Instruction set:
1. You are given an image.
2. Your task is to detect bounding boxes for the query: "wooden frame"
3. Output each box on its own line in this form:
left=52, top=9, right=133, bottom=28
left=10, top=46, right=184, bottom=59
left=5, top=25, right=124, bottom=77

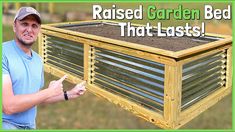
left=39, top=20, right=232, bottom=129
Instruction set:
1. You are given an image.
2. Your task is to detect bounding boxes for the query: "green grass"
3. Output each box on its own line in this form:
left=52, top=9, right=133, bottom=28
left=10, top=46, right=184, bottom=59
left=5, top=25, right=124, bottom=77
left=2, top=2, right=232, bottom=129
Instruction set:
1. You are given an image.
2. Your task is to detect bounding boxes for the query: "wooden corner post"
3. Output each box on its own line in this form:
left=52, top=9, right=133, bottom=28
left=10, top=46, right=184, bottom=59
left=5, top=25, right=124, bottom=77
left=164, top=62, right=182, bottom=129
left=38, top=32, right=43, bottom=57
left=83, top=44, right=90, bottom=82
left=226, top=46, right=232, bottom=90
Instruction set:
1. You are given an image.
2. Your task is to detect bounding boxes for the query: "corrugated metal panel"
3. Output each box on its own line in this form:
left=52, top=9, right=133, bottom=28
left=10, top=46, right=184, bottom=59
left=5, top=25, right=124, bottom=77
left=43, top=35, right=84, bottom=78
left=181, top=51, right=227, bottom=110
left=91, top=47, right=165, bottom=113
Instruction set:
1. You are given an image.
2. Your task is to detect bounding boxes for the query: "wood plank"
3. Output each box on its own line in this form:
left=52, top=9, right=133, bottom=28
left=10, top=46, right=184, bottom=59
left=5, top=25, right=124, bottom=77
left=41, top=29, right=88, bottom=44
left=164, top=64, right=182, bottom=129
left=38, top=32, right=43, bottom=57
left=44, top=20, right=102, bottom=26
left=226, top=47, right=232, bottom=89
left=83, top=44, right=90, bottom=81
left=178, top=45, right=231, bottom=65
left=175, top=39, right=232, bottom=58
left=179, top=86, right=231, bottom=128
left=205, top=32, right=231, bottom=39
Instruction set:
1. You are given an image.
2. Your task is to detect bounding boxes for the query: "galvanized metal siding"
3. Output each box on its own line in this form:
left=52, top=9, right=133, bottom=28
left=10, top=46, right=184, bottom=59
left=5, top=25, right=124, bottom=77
left=181, top=51, right=227, bottom=110
left=90, top=47, right=165, bottom=113
left=43, top=35, right=84, bottom=78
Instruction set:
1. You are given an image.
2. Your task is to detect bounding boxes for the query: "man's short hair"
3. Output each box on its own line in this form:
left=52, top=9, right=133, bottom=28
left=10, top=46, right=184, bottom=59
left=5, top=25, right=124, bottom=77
left=14, top=7, right=41, bottom=24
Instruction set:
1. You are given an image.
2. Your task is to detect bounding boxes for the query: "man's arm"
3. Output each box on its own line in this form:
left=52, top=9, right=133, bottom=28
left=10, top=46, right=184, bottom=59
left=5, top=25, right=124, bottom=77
left=2, top=74, right=65, bottom=115
left=41, top=81, right=86, bottom=104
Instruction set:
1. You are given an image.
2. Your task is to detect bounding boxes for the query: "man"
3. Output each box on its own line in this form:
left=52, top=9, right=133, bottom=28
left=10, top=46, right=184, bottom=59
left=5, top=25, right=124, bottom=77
left=2, top=7, right=86, bottom=130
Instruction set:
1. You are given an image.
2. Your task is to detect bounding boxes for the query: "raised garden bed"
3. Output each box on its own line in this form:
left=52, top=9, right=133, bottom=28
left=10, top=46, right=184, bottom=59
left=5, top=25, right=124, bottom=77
left=39, top=20, right=232, bottom=129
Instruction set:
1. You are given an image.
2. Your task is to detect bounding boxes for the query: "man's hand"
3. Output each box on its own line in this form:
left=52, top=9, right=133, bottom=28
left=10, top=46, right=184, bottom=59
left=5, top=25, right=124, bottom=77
left=67, top=81, right=87, bottom=100
left=47, top=75, right=67, bottom=97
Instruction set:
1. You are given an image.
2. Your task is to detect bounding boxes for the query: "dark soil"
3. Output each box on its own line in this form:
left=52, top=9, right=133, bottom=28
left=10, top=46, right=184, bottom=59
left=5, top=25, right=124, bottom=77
left=65, top=24, right=216, bottom=52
